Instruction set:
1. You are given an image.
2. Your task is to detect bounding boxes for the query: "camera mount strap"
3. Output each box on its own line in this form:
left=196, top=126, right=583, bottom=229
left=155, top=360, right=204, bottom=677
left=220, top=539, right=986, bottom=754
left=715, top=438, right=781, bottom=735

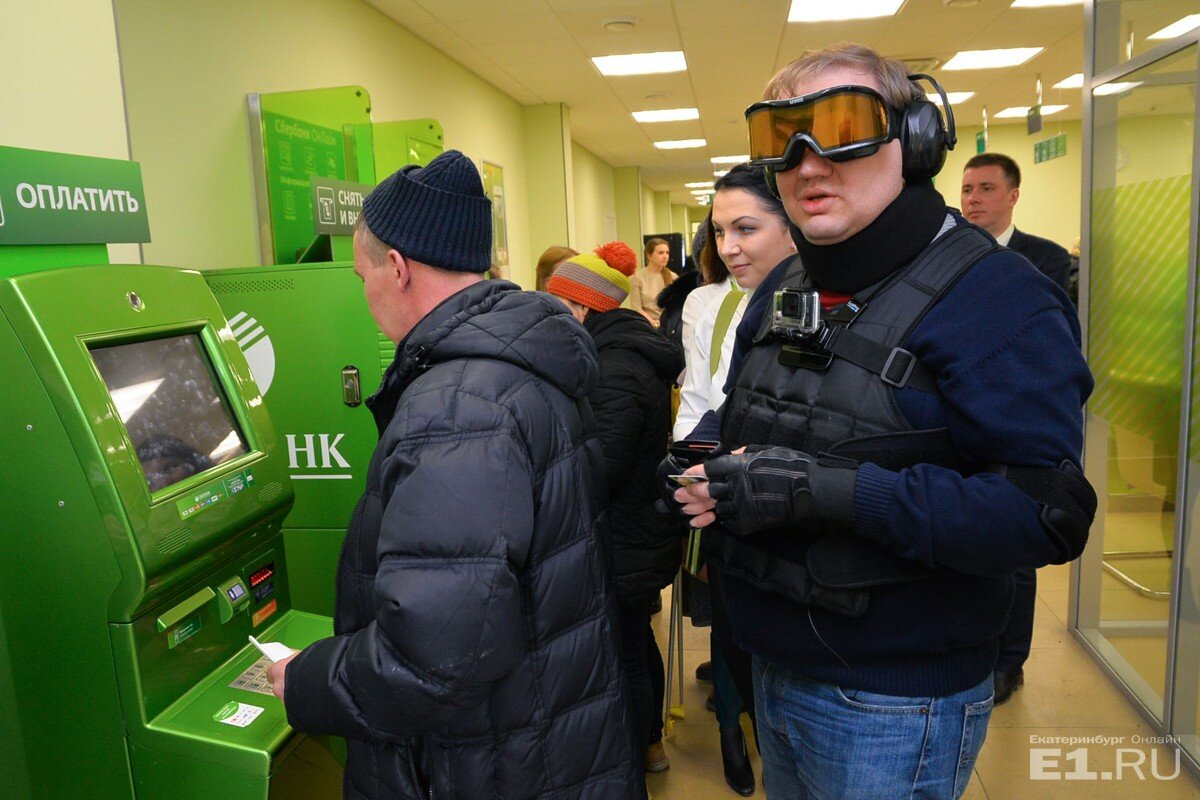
left=823, top=331, right=939, bottom=392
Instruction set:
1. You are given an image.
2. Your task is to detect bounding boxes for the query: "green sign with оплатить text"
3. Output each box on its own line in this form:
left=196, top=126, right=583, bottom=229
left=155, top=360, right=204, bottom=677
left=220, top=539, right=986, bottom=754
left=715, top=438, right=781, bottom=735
left=0, top=146, right=150, bottom=245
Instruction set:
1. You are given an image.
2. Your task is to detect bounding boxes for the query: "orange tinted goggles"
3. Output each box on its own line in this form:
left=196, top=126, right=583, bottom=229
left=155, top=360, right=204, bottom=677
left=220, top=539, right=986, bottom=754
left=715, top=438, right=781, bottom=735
left=745, top=86, right=895, bottom=170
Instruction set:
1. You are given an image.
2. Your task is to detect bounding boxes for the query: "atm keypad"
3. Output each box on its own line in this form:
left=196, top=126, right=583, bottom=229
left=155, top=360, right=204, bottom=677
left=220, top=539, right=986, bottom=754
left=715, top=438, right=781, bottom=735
left=229, top=655, right=275, bottom=696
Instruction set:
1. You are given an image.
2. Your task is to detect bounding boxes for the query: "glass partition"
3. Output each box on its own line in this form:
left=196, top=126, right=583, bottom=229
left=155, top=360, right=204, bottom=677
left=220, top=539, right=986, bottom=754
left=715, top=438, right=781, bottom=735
left=1095, top=0, right=1199, bottom=74
left=1080, top=44, right=1197, bottom=722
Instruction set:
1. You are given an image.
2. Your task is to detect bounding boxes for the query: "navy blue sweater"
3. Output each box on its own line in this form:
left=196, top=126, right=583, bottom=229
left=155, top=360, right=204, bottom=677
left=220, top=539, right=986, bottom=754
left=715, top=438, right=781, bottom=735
left=692, top=217, right=1092, bottom=696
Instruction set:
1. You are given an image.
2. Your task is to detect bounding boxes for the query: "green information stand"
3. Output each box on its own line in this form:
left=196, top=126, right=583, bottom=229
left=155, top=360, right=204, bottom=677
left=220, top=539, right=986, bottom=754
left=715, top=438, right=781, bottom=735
left=248, top=86, right=373, bottom=266
left=0, top=147, right=340, bottom=800
left=217, top=93, right=444, bottom=617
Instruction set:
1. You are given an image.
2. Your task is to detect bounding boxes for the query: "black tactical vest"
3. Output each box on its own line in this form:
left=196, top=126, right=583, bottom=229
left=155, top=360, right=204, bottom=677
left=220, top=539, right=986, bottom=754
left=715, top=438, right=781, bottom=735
left=709, top=221, right=999, bottom=617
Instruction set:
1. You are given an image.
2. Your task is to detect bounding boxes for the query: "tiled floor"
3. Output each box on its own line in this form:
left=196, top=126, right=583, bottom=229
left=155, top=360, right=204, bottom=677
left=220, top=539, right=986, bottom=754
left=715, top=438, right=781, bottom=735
left=645, top=563, right=1200, bottom=799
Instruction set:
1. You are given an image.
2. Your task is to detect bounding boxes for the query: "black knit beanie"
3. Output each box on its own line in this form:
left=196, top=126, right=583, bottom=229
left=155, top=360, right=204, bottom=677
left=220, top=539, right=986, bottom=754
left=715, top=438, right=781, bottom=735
left=361, top=150, right=492, bottom=272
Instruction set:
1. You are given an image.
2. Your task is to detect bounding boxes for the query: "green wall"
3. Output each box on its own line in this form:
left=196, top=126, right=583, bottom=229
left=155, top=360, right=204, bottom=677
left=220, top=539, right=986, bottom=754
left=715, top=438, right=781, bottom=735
left=614, top=166, right=644, bottom=258
left=1, top=0, right=138, bottom=264
left=524, top=103, right=573, bottom=283
left=640, top=184, right=658, bottom=239
left=570, top=142, right=617, bottom=251
left=941, top=120, right=1083, bottom=251
left=114, top=0, right=532, bottom=282
left=649, top=191, right=673, bottom=240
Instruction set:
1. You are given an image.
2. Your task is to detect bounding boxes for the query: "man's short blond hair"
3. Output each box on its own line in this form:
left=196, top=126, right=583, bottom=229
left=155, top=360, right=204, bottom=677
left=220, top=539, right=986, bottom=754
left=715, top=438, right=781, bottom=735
left=355, top=216, right=391, bottom=265
left=763, top=43, right=922, bottom=109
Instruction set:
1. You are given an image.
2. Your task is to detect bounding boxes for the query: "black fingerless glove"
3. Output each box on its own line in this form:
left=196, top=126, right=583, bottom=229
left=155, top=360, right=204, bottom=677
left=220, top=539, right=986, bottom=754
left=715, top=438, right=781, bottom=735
left=705, top=448, right=857, bottom=536
left=655, top=454, right=690, bottom=516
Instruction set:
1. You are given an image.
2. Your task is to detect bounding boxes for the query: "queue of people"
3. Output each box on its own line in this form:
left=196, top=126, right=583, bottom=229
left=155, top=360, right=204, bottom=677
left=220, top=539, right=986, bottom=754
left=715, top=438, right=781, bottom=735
left=266, top=41, right=1094, bottom=800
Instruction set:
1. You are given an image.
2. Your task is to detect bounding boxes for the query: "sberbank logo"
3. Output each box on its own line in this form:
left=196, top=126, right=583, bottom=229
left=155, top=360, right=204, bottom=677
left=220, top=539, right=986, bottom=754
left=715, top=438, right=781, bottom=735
left=228, top=310, right=276, bottom=395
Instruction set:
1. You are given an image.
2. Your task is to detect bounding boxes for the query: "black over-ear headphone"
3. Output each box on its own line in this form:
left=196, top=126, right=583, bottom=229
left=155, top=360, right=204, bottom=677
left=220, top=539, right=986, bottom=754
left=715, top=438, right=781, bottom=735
left=763, top=72, right=957, bottom=196
left=901, top=73, right=957, bottom=182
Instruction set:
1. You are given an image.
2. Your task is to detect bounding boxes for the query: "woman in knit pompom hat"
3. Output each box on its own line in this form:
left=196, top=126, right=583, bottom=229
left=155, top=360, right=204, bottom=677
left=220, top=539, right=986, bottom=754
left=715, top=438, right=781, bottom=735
left=546, top=252, right=684, bottom=779
left=595, top=240, right=640, bottom=277
left=546, top=253, right=630, bottom=314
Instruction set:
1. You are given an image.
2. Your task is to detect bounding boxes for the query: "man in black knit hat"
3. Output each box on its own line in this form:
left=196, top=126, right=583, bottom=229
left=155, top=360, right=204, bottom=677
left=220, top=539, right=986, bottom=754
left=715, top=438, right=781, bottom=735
left=268, top=150, right=640, bottom=800
left=667, top=46, right=1096, bottom=799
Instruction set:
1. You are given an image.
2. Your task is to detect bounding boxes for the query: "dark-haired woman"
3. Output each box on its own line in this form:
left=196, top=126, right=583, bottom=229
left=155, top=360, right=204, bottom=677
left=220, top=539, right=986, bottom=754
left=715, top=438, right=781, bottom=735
left=676, top=163, right=797, bottom=797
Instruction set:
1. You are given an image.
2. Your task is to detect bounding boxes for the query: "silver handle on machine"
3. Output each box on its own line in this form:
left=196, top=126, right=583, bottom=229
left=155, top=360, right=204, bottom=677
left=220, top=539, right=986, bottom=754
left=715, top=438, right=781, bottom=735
left=342, top=365, right=362, bottom=407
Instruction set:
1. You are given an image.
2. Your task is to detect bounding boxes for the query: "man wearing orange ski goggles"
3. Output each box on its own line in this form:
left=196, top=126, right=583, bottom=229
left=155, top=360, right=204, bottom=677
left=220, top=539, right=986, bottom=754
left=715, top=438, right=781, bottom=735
left=745, top=84, right=900, bottom=171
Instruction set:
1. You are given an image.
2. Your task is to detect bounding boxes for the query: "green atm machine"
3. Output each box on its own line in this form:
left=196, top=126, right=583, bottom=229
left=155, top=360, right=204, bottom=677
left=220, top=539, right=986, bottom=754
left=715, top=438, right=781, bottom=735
left=0, top=147, right=341, bottom=799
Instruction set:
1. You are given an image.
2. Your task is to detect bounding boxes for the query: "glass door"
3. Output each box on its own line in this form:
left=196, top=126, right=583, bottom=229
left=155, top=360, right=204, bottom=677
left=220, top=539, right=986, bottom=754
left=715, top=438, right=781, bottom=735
left=1078, top=43, right=1197, bottom=723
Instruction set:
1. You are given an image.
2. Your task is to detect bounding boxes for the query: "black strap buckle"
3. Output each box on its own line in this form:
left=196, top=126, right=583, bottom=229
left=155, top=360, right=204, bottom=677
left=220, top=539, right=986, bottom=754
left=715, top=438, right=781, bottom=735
left=881, top=348, right=917, bottom=388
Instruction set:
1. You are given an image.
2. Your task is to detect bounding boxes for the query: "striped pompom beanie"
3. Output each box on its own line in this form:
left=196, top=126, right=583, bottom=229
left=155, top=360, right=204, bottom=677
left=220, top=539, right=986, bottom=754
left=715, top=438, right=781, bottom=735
left=546, top=253, right=630, bottom=312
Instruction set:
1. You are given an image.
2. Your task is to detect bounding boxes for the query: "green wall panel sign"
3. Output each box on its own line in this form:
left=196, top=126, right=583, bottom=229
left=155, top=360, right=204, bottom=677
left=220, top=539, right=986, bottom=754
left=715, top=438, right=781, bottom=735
left=312, top=178, right=372, bottom=235
left=975, top=130, right=987, bottom=154
left=1034, top=134, right=1067, bottom=164
left=0, top=146, right=150, bottom=245
left=262, top=113, right=347, bottom=263
left=249, top=86, right=371, bottom=265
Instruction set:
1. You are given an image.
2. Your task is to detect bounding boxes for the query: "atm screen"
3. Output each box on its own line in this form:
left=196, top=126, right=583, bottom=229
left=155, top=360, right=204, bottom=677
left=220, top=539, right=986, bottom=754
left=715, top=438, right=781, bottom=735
left=90, top=334, right=249, bottom=492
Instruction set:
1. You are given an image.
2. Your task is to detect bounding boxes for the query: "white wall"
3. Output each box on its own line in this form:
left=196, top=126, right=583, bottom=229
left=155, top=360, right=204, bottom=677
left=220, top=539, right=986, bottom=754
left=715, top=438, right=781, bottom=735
left=0, top=0, right=138, bottom=263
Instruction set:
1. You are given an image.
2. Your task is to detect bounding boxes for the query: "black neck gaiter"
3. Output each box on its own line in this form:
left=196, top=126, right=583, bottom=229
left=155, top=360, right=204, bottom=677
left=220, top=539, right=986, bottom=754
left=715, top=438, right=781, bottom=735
left=793, top=180, right=947, bottom=295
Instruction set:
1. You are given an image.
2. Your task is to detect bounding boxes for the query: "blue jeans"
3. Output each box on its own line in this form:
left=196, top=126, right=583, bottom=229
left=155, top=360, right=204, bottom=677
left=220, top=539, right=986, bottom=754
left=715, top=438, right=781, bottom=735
left=752, top=657, right=993, bottom=799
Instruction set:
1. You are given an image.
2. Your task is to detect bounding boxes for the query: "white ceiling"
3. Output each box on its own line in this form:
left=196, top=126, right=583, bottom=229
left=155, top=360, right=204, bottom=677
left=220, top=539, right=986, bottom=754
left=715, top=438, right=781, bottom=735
left=366, top=0, right=1197, bottom=204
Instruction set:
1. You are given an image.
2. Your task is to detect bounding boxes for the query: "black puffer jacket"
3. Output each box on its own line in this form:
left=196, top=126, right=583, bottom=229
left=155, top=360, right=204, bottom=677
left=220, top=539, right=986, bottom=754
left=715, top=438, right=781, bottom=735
left=284, top=281, right=639, bottom=800
left=656, top=269, right=703, bottom=353
left=584, top=309, right=685, bottom=607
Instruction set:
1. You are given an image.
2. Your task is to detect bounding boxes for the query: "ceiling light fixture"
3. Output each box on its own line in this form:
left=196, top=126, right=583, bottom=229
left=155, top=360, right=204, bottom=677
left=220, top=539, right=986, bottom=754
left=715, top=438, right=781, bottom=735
left=993, top=104, right=1068, bottom=118
left=632, top=108, right=700, bottom=123
left=1010, top=0, right=1081, bottom=7
left=654, top=139, right=707, bottom=149
left=1053, top=74, right=1142, bottom=94
left=942, top=47, right=1044, bottom=70
left=710, top=155, right=749, bottom=164
left=685, top=181, right=715, bottom=188
left=1148, top=14, right=1200, bottom=40
left=1095, top=81, right=1143, bottom=95
left=713, top=170, right=730, bottom=177
left=788, top=0, right=904, bottom=22
left=691, top=189, right=715, bottom=196
left=592, top=51, right=686, bottom=76
left=926, top=91, right=976, bottom=105
left=900, top=57, right=943, bottom=73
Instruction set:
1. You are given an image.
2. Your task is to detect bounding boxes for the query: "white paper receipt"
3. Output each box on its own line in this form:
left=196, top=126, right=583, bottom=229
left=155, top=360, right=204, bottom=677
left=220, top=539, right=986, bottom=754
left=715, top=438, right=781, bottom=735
left=248, top=635, right=295, bottom=663
left=214, top=701, right=264, bottom=728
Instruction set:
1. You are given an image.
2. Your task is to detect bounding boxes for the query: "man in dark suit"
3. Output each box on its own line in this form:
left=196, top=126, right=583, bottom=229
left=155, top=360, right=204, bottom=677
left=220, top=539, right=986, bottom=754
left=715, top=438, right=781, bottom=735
left=962, top=152, right=1072, bottom=291
left=960, top=151, right=1075, bottom=706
